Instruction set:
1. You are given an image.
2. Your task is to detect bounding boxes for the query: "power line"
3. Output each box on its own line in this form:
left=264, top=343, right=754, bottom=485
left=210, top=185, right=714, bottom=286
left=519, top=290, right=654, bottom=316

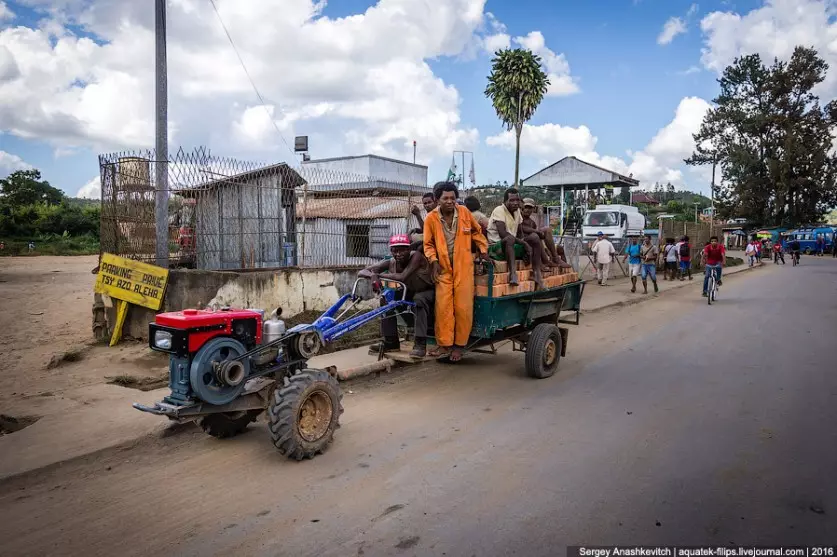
left=207, top=0, right=296, bottom=159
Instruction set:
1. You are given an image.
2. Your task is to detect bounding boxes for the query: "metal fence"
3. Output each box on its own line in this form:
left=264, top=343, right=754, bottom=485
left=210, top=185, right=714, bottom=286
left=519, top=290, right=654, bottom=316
left=98, top=147, right=432, bottom=270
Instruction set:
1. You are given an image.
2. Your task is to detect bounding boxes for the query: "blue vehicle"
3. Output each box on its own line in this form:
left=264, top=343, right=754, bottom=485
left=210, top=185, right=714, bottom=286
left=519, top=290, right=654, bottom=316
left=781, top=226, right=835, bottom=254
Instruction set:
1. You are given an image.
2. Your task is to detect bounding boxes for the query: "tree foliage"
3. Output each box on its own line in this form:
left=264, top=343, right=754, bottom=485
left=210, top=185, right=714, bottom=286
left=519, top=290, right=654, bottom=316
left=0, top=169, right=100, bottom=240
left=686, top=46, right=837, bottom=226
left=484, top=48, right=550, bottom=187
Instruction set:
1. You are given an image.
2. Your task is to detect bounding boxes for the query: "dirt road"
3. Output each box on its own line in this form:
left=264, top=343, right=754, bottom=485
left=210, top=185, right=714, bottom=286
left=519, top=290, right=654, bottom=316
left=0, top=255, right=167, bottom=420
left=1, top=260, right=835, bottom=555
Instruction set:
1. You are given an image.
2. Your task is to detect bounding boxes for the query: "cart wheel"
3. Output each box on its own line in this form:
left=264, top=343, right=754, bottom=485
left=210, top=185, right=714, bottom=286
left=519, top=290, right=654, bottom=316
left=267, top=369, right=343, bottom=460
left=525, top=324, right=563, bottom=379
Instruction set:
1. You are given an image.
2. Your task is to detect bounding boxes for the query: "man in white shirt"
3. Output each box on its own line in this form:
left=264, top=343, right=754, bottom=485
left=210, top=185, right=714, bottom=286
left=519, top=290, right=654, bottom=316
left=486, top=188, right=545, bottom=287
left=590, top=231, right=616, bottom=286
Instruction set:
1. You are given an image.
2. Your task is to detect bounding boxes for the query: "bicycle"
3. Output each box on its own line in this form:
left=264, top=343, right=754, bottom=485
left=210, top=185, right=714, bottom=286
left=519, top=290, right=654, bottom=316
left=706, top=266, right=720, bottom=305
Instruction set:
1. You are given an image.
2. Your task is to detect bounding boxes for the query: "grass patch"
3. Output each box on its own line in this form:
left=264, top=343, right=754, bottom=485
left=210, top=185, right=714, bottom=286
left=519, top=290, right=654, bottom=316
left=0, top=235, right=99, bottom=257
left=0, top=414, right=41, bottom=436
left=106, top=374, right=169, bottom=391
left=47, top=346, right=90, bottom=369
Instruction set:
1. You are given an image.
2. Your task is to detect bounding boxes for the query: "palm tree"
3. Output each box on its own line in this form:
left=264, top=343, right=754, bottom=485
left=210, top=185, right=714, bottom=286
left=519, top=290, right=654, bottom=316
left=484, top=48, right=550, bottom=186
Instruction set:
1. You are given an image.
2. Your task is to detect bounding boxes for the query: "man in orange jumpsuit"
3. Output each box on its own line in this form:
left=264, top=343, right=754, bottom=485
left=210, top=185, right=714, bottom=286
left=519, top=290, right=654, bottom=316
left=423, top=181, right=490, bottom=362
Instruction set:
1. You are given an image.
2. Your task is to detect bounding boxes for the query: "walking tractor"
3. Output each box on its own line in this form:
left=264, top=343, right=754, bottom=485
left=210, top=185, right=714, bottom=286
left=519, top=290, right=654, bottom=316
left=134, top=262, right=586, bottom=461
left=134, top=279, right=413, bottom=460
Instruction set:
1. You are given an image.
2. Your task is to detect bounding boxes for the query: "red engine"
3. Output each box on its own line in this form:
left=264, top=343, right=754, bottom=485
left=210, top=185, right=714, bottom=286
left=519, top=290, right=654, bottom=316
left=151, top=307, right=264, bottom=355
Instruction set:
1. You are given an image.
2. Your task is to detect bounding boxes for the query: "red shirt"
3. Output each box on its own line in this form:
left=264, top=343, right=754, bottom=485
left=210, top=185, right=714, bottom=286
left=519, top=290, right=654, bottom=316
left=704, top=244, right=726, bottom=265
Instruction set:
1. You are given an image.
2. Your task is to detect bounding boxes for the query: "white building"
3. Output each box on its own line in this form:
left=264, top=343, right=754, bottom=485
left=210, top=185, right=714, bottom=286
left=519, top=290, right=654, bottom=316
left=295, top=154, right=431, bottom=267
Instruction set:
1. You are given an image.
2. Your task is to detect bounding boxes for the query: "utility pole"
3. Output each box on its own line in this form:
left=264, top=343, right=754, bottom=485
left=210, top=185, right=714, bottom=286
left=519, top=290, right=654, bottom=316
left=709, top=156, right=716, bottom=237
left=154, top=0, right=169, bottom=268
left=453, top=150, right=474, bottom=190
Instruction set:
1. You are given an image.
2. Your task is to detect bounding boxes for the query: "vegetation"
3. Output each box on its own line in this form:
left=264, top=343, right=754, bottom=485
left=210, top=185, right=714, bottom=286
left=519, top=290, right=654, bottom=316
left=0, top=169, right=100, bottom=256
left=686, top=46, right=837, bottom=227
left=484, top=48, right=550, bottom=187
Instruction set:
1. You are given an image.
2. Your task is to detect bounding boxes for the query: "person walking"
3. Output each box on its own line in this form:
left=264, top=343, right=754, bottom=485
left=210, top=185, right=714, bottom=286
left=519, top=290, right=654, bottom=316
left=623, top=236, right=642, bottom=293
left=662, top=238, right=679, bottom=281
left=639, top=234, right=659, bottom=294
left=676, top=235, right=692, bottom=280
left=745, top=241, right=757, bottom=267
left=590, top=232, right=616, bottom=286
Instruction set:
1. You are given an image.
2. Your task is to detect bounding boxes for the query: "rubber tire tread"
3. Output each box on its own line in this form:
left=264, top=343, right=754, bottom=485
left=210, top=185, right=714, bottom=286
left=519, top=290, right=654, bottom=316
left=200, top=410, right=262, bottom=439
left=525, top=323, right=563, bottom=379
left=267, top=369, right=344, bottom=461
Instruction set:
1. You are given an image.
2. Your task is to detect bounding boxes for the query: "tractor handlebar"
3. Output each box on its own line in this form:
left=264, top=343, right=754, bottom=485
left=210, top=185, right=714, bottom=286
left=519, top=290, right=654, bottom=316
left=352, top=277, right=409, bottom=301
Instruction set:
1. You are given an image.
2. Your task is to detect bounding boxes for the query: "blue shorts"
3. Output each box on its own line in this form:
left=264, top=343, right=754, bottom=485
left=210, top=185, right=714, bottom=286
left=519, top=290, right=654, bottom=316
left=641, top=263, right=656, bottom=280
left=679, top=260, right=690, bottom=270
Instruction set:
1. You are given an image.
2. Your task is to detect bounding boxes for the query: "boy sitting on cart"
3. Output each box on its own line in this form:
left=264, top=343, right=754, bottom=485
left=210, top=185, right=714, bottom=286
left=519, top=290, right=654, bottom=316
left=485, top=188, right=547, bottom=288
left=358, top=234, right=435, bottom=358
left=520, top=197, right=571, bottom=269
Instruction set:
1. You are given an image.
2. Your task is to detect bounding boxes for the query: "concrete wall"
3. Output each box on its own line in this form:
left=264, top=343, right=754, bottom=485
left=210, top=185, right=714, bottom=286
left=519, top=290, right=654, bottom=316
left=105, top=266, right=376, bottom=342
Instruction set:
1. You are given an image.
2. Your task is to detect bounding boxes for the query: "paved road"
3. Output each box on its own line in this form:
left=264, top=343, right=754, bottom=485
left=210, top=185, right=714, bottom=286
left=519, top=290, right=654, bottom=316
left=1, top=259, right=836, bottom=556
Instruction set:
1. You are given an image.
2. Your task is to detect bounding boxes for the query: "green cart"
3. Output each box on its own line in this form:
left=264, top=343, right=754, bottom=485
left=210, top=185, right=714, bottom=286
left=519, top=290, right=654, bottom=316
left=382, top=265, right=586, bottom=379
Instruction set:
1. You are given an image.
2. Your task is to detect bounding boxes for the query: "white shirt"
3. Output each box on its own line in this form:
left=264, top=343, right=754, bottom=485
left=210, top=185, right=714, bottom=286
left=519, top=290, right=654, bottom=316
left=664, top=243, right=679, bottom=262
left=486, top=204, right=523, bottom=244
left=591, top=238, right=615, bottom=264
left=745, top=244, right=756, bottom=255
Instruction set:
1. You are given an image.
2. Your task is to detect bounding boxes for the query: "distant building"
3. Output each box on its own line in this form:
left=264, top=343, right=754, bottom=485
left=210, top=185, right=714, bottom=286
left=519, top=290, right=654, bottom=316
left=631, top=192, right=660, bottom=205
left=297, top=154, right=431, bottom=267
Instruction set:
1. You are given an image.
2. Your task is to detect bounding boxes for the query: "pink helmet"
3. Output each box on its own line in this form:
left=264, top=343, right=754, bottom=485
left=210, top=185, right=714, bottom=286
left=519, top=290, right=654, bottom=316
left=389, top=234, right=411, bottom=248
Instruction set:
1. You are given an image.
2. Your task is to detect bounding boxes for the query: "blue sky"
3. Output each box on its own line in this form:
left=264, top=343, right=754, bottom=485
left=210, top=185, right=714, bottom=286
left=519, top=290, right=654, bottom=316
left=0, top=0, right=825, bottom=198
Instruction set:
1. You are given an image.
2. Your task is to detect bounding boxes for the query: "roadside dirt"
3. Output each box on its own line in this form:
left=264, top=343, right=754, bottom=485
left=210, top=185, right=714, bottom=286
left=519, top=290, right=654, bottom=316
left=0, top=256, right=169, bottom=417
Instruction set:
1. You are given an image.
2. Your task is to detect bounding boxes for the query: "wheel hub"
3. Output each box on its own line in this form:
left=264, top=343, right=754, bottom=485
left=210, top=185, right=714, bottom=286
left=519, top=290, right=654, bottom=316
left=297, top=390, right=333, bottom=442
left=543, top=339, right=557, bottom=366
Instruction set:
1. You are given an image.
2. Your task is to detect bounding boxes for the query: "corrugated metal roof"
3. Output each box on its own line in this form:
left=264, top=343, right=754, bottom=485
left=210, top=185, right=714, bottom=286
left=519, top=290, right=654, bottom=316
left=297, top=196, right=411, bottom=219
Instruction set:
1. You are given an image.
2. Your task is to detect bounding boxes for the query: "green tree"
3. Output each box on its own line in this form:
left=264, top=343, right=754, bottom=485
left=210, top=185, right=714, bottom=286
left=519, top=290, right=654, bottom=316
left=484, top=48, right=550, bottom=187
left=0, top=169, right=64, bottom=207
left=686, top=47, right=837, bottom=226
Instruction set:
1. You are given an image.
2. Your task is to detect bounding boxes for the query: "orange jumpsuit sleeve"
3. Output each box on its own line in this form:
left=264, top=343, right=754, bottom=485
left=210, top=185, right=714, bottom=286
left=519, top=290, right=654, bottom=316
left=467, top=210, right=489, bottom=254
left=423, top=213, right=438, bottom=263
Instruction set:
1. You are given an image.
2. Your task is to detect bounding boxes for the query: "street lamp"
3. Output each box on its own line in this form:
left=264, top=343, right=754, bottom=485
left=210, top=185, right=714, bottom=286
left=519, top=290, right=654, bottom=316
left=694, top=202, right=700, bottom=223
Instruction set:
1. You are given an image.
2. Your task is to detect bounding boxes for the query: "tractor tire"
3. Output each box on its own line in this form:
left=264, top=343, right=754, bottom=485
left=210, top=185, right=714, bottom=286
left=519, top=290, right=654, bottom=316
left=200, top=410, right=262, bottom=439
left=525, top=323, right=563, bottom=379
left=268, top=369, right=343, bottom=461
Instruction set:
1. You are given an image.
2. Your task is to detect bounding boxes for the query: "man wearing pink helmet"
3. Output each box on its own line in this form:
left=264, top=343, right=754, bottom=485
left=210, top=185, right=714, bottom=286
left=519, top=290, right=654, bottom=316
left=359, top=233, right=435, bottom=357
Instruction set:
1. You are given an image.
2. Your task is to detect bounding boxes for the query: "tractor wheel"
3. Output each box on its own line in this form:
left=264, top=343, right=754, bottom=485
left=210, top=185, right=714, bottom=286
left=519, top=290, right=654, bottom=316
left=267, top=369, right=343, bottom=460
left=200, top=410, right=262, bottom=439
left=525, top=323, right=563, bottom=379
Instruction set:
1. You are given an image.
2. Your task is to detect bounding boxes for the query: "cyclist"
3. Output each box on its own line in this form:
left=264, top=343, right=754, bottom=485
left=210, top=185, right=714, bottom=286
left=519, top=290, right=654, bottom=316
left=773, top=241, right=785, bottom=264
left=790, top=238, right=801, bottom=265
left=702, top=236, right=726, bottom=298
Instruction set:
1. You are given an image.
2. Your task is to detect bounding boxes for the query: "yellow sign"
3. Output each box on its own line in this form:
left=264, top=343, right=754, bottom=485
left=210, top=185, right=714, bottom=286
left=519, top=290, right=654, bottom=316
left=94, top=253, right=169, bottom=311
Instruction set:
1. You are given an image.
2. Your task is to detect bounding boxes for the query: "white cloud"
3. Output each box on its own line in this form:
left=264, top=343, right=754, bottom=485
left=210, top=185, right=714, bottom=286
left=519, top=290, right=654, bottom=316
left=76, top=175, right=100, bottom=199
left=658, top=4, right=699, bottom=46
left=513, top=31, right=580, bottom=96
left=481, top=11, right=510, bottom=52
left=0, top=1, right=14, bottom=21
left=658, top=17, right=687, bottom=45
left=0, top=0, right=505, bottom=165
left=699, top=0, right=837, bottom=98
left=486, top=96, right=713, bottom=189
left=0, top=150, right=32, bottom=175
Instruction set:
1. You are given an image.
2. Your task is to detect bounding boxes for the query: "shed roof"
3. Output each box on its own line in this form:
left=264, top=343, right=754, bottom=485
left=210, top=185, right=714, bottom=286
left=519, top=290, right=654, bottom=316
left=176, top=162, right=306, bottom=196
left=521, top=156, right=640, bottom=190
left=297, top=196, right=410, bottom=219
left=632, top=192, right=660, bottom=204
